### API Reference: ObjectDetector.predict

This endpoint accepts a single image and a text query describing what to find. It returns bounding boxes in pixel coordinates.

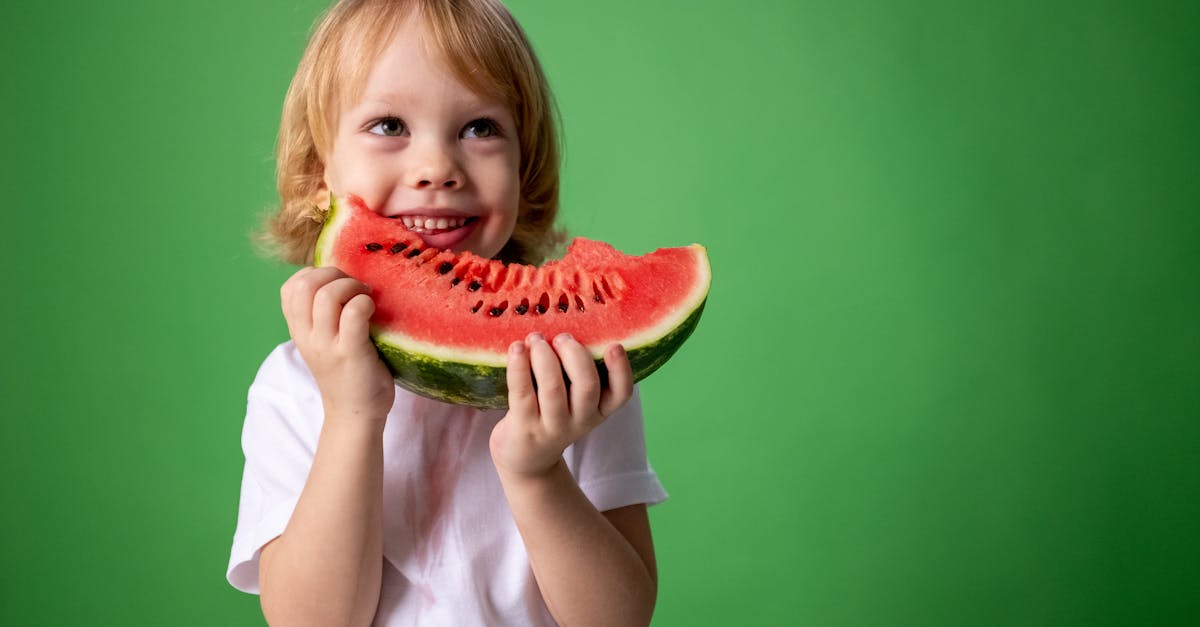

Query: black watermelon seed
[437,262,453,274]
[557,302,569,313]
[471,300,483,313]
[468,281,482,292]
[535,303,547,315]
[515,300,529,315]
[594,293,602,302]
[488,307,504,317]
[451,277,462,286]
[365,242,383,252]
[406,249,422,258]
[575,295,586,312]
[389,242,407,254]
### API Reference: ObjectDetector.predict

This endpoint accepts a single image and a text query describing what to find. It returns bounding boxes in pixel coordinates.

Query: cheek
[477,173,520,258]
[323,152,388,208]
[504,173,522,216]
[474,153,521,213]
[501,151,523,215]
[321,151,352,196]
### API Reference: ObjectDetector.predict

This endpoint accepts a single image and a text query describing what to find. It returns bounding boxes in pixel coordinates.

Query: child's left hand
[490,333,633,478]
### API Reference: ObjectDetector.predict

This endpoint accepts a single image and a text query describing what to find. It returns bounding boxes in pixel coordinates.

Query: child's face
[320,17,521,259]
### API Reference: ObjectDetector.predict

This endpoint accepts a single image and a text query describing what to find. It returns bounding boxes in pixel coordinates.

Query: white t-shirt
[227,342,667,626]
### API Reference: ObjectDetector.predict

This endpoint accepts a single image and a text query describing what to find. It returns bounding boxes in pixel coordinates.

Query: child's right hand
[280,266,395,425]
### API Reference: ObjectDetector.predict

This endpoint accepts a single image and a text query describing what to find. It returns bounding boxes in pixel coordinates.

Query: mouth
[398,215,475,234]
[392,214,479,249]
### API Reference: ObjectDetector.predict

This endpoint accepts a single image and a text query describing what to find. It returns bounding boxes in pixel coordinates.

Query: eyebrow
[360,92,413,106]
[357,91,508,114]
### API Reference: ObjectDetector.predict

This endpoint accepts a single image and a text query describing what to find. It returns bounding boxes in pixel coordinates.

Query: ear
[313,178,332,210]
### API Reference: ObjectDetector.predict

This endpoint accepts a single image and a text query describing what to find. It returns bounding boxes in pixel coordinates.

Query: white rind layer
[312,198,353,266]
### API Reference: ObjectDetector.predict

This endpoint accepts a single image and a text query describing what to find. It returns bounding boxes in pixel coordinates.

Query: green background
[2,1,1197,625]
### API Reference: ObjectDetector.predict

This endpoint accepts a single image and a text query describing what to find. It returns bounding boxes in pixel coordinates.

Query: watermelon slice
[313,195,710,408]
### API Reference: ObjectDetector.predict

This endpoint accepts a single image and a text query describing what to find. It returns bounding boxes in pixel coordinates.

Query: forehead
[336,11,508,113]
[335,12,419,105]
[356,20,456,97]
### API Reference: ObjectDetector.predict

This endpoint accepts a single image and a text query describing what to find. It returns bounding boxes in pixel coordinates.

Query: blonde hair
[263,0,564,265]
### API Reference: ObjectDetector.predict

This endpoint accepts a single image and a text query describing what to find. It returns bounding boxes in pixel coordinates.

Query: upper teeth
[401,216,468,231]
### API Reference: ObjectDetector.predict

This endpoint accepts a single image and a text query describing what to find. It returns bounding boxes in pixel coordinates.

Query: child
[225,1,667,625]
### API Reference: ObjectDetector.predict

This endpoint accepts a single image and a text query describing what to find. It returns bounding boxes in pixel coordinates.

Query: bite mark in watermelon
[313,195,710,408]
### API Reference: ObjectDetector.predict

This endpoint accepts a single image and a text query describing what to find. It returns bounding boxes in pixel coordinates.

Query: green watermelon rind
[373,298,707,409]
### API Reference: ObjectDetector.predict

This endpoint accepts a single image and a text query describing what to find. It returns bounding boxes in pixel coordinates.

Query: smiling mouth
[393,215,477,234]
[398,215,476,234]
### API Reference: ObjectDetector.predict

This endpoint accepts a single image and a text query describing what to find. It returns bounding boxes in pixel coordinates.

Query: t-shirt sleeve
[226,343,322,594]
[567,386,668,512]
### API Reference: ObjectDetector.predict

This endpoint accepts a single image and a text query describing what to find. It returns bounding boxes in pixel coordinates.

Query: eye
[368,117,407,137]
[462,118,501,139]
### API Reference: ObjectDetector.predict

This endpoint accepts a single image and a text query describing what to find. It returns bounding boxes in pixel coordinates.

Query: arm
[498,469,658,626]
[491,334,658,627]
[258,267,395,627]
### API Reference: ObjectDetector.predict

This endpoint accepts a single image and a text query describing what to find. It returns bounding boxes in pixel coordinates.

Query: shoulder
[566,385,669,511]
[581,385,646,443]
[241,341,323,449]
[253,340,315,385]
[250,341,319,400]
[566,385,649,469]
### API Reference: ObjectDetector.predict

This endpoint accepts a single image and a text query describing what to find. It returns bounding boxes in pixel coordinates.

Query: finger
[311,276,371,340]
[526,333,569,423]
[282,266,345,318]
[553,333,601,419]
[338,292,376,343]
[505,341,538,418]
[280,266,322,338]
[598,343,634,417]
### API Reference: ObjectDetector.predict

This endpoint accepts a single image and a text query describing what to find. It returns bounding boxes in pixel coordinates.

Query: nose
[407,139,462,191]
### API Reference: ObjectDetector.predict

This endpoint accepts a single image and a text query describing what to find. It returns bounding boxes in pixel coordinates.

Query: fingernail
[555,333,573,345]
[509,341,524,356]
[527,332,545,343]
